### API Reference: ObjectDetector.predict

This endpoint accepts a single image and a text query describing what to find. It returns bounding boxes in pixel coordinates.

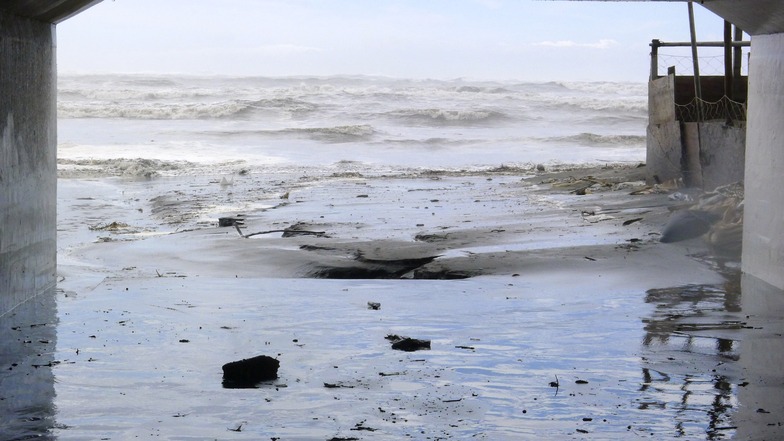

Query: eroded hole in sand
[306,263,479,279]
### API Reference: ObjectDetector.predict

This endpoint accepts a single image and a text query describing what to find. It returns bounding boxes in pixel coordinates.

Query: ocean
[57,74,647,178]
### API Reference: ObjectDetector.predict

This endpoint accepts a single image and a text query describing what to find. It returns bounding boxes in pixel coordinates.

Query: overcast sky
[57,0,731,81]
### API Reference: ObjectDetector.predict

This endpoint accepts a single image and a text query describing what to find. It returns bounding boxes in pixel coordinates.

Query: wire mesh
[675,95,746,123]
[655,46,750,77]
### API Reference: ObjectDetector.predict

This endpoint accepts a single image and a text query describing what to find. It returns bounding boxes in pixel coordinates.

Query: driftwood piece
[234,223,326,239]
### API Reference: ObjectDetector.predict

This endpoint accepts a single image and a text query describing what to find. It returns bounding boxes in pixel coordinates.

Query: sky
[56,0,732,81]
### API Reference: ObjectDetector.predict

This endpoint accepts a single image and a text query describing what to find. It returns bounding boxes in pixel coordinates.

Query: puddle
[0,265,755,440]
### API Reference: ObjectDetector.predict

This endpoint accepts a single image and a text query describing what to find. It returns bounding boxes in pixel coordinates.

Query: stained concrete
[742,32,784,291]
[0,0,102,24]
[0,10,58,317]
[0,1,102,317]
[645,74,746,190]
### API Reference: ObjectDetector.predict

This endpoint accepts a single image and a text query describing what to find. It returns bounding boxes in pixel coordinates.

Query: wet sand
[3,164,754,439]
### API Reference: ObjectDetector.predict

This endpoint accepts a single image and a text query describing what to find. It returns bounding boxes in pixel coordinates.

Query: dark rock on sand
[218,217,244,227]
[222,355,279,388]
[386,334,431,352]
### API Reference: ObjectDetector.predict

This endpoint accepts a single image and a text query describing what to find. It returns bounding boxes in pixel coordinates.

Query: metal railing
[650,39,751,80]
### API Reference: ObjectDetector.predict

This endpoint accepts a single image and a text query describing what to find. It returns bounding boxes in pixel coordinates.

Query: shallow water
[2,161,752,440]
[44,270,743,440]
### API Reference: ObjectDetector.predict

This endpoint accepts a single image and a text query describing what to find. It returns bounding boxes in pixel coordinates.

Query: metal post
[724,20,733,100]
[650,39,660,81]
[733,26,744,77]
[688,1,703,121]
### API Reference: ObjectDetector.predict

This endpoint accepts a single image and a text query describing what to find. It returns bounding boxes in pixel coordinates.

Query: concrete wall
[0,10,57,316]
[680,122,746,190]
[646,75,683,185]
[742,33,784,290]
[646,74,746,190]
[694,122,746,190]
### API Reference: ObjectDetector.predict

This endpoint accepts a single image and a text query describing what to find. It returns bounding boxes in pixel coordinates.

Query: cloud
[533,39,619,49]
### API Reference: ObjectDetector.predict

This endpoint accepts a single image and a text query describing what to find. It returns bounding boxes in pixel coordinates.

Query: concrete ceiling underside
[2,0,783,36]
[0,0,102,24]
[701,0,784,35]
[589,1,784,36]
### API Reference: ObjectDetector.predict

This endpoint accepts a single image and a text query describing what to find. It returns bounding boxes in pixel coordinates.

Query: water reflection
[641,265,743,439]
[0,287,58,441]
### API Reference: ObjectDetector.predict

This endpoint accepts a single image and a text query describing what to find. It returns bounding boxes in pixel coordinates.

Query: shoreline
[47,162,747,439]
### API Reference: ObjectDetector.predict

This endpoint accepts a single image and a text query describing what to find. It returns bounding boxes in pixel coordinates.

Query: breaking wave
[57,98,318,120]
[202,124,376,143]
[545,133,647,146]
[57,158,197,178]
[387,108,508,125]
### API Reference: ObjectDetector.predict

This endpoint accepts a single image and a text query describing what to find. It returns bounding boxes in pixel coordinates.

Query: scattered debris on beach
[659,182,744,256]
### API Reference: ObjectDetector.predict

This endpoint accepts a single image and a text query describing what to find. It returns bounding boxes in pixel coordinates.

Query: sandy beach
[38,163,748,439]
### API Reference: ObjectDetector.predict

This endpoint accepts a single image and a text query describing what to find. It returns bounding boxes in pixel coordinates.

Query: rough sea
[57,74,647,178]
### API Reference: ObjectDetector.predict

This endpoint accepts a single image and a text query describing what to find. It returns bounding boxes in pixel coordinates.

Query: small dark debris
[584,256,596,261]
[623,217,643,226]
[328,438,359,441]
[219,217,244,227]
[576,379,589,384]
[757,408,771,414]
[351,425,377,432]
[356,194,369,198]
[367,302,381,310]
[576,429,589,434]
[455,345,475,350]
[324,382,354,389]
[414,233,448,242]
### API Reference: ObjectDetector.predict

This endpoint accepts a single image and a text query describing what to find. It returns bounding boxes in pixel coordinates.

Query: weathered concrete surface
[0,10,58,316]
[0,0,102,24]
[0,2,102,318]
[646,75,683,185]
[742,33,784,290]
[701,0,784,36]
[679,122,746,190]
[696,122,746,190]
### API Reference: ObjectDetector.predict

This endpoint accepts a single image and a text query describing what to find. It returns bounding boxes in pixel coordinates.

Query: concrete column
[742,33,784,290]
[0,10,57,316]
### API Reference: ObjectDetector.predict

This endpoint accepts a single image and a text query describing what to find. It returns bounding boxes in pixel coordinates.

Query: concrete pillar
[742,33,784,290]
[0,10,57,316]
